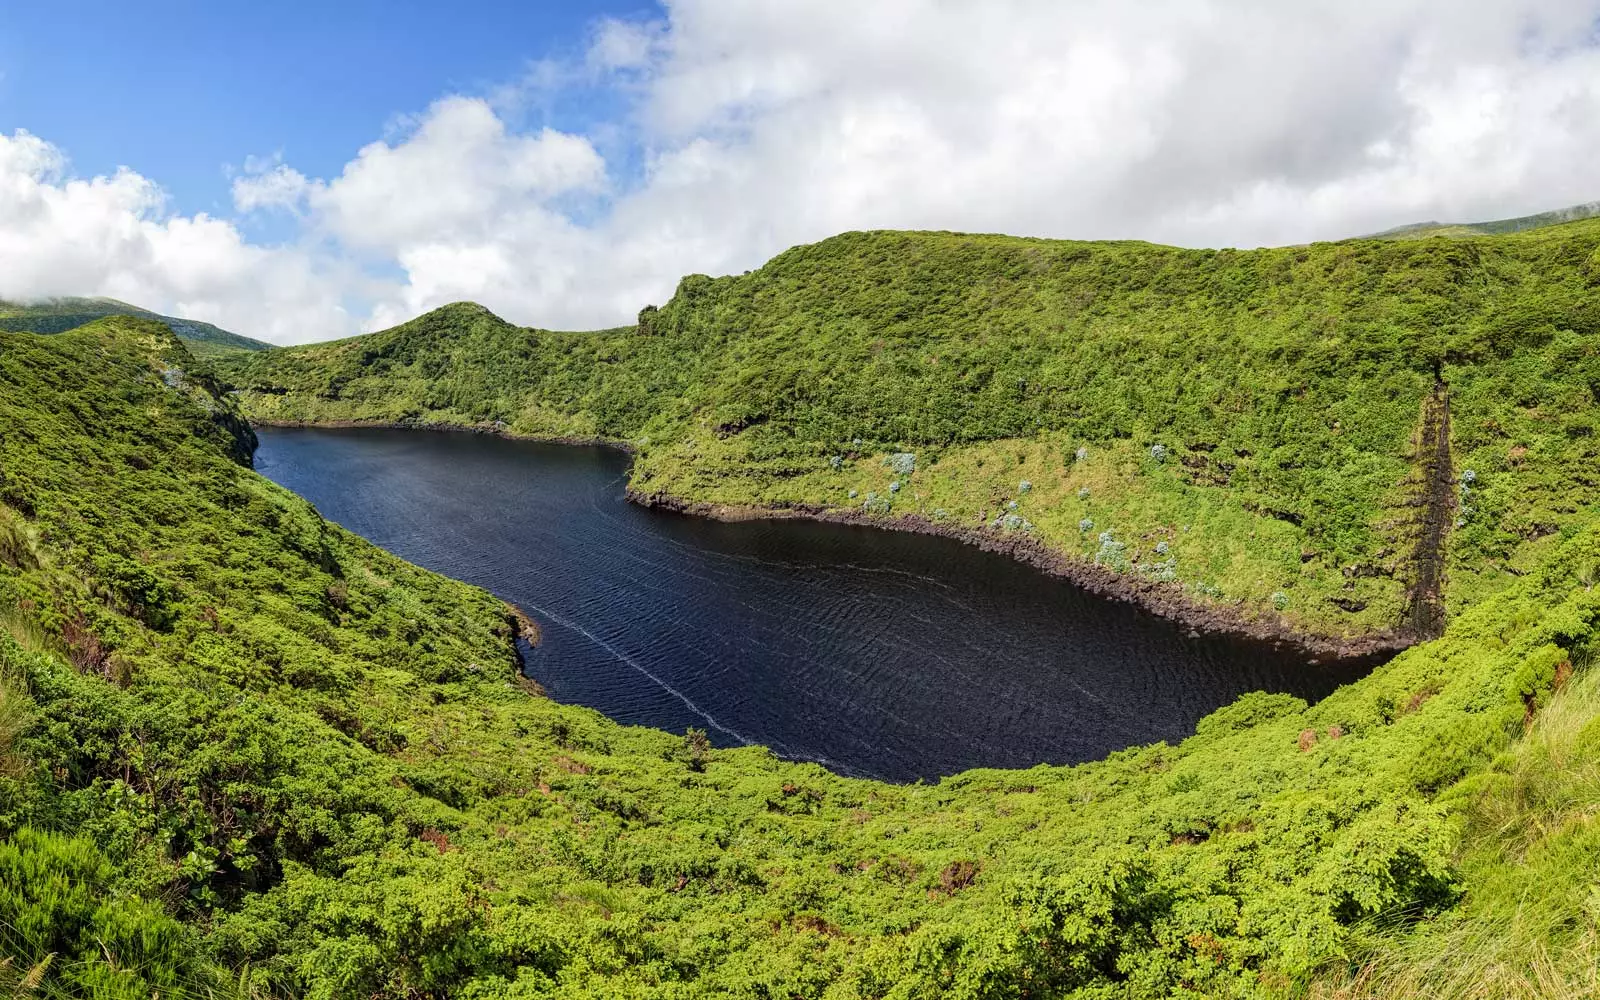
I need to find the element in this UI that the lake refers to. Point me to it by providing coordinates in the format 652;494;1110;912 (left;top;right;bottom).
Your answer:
254;427;1367;781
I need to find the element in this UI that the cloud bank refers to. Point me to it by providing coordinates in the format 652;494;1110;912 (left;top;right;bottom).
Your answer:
4;0;1600;343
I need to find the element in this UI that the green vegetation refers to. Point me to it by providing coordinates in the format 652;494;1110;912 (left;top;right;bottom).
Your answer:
225;220;1600;642
0;296;272;356
1371;200;1600;241
2;290;1600;996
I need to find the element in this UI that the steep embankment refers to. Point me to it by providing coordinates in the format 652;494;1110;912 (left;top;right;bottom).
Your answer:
3;318;1600;997
222;221;1600;651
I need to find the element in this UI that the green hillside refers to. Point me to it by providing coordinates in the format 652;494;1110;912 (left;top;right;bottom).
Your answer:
223;221;1600;649
4;317;1600;997
1370;200;1600;241
0;296;273;356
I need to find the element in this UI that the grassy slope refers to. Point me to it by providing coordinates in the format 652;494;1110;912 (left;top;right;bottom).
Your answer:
1372;201;1600;241
0;296;273;355
1;318;1598;997
224;223;1600;643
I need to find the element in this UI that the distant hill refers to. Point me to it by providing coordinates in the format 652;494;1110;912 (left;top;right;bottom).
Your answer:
1369;200;1600;240
0;296;272;355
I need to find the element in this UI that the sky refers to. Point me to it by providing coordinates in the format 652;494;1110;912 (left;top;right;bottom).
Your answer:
2;0;1599;344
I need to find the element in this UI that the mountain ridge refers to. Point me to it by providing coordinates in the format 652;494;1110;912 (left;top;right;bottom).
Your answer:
0;295;273;355
1367;198;1600;240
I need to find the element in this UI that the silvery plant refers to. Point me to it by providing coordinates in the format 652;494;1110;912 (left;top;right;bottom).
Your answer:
886;452;917;476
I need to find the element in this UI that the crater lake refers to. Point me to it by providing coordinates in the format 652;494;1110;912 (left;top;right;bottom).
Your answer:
255;426;1368;781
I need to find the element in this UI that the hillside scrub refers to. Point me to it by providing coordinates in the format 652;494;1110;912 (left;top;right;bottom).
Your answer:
2;317;1600;993
221;221;1600;646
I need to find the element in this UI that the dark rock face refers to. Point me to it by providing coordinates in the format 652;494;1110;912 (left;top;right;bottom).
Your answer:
1403;384;1454;641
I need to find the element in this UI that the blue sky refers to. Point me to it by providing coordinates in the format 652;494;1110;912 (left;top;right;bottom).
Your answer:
0;1;654;217
2;2;1598;344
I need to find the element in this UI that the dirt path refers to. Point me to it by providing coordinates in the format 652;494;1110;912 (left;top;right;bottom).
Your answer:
1404;383;1453;640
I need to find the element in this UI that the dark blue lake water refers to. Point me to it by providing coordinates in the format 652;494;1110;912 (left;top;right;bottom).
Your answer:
254;427;1365;781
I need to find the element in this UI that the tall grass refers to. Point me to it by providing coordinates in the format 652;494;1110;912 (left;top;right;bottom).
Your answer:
0;646;33;778
1312;661;1600;999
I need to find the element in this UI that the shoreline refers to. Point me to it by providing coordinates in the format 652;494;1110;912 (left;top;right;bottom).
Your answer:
504;602;543;646
250;416;1413;667
627;489;1411;666
248;416;638;454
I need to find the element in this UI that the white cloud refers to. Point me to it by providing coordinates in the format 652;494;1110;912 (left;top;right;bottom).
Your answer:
303;96;606;253
0;129;358;343
6;1;1600;344
587;17;664;72
232;161;310;214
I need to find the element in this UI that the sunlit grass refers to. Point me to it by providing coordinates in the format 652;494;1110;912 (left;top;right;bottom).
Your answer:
1312;659;1600;999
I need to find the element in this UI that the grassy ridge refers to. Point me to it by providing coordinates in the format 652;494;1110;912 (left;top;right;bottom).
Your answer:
224;223;1600;641
1372;200;1600;240
0;296;273;356
1;307;1599;995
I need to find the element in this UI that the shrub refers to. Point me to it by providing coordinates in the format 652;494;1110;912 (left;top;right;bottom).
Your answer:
684;728;711;772
1095;531;1130;572
886;452;916;476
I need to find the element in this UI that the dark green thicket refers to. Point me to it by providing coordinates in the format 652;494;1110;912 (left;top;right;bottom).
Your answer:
3;296;1600;995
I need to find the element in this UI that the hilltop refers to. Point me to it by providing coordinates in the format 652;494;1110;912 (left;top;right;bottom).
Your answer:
223;220;1600;653
1369;199;1600;240
4;313;1600;997
0;295;273;356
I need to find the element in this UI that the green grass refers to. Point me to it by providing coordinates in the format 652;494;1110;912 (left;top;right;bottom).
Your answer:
3;310;1600;996
220;222;1600;643
1310;656;1600;999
